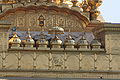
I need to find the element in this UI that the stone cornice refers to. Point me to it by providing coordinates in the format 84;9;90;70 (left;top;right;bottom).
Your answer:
93;23;120;34
8;48;105;53
85;22;104;32
0;70;120;79
0;25;10;32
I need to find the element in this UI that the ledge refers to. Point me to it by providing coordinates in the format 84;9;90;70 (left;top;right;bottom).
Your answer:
93;23;120;34
0;69;120;79
0;69;120;73
8;48;105;53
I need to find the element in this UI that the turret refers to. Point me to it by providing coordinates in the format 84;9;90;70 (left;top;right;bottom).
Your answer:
36;32;48;49
24;29;35;48
65;35;75;49
64;31;76;50
77;36;89;50
9;32;21;48
49;25;64;50
51;35;62;49
91;38;101;50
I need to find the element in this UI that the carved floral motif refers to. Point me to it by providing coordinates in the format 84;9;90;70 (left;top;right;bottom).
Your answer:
52;54;64;70
2;7;85;31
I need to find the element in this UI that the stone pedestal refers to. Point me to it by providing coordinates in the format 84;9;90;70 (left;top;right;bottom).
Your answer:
65;48;77;50
38;45;50;50
52;45;61;48
38;45;47;48
92;46;101;49
78;46;88;50
51;48;64;50
11;44;20;47
24;44;35;50
66;46;74;48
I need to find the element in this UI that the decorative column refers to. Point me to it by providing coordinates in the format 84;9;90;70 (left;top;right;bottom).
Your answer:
33;52;37;70
79;53;82;70
2;52;6;69
64;52;67;69
17;52;22;69
109;53;112;70
48;52;52;70
94;53;97;70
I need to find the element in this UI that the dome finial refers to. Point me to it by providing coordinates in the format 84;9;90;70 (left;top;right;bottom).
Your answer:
27;28;30;34
81;32;86;39
68;29;71;39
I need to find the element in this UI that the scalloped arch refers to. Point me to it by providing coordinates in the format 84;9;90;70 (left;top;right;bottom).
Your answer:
0;5;90;31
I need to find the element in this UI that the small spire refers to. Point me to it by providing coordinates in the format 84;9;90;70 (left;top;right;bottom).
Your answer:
81;32;86;39
68;29;70;35
26;28;33;40
25;28;30;34
40;27;45;39
67;29;72;40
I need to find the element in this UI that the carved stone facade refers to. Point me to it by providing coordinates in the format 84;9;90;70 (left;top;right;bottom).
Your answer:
0;6;88;32
0;1;120;80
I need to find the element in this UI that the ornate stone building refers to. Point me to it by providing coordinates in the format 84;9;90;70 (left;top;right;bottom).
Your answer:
0;0;120;80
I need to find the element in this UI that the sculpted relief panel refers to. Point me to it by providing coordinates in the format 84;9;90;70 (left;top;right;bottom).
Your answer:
0;51;120;71
3;10;85;31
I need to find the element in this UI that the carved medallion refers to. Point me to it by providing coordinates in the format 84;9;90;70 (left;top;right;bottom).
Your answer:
52;55;64;70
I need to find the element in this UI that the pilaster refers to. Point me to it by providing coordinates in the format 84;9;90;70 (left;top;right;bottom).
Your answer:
0;24;10;52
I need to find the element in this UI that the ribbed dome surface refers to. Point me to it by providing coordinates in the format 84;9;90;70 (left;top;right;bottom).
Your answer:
9;32;21;44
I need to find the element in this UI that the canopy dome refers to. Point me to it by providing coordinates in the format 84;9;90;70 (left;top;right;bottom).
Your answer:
37;32;48;45
51;36;62;45
25;29;35;45
91;39;101;46
9;32;21;44
64;35;75;45
78;36;89;46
